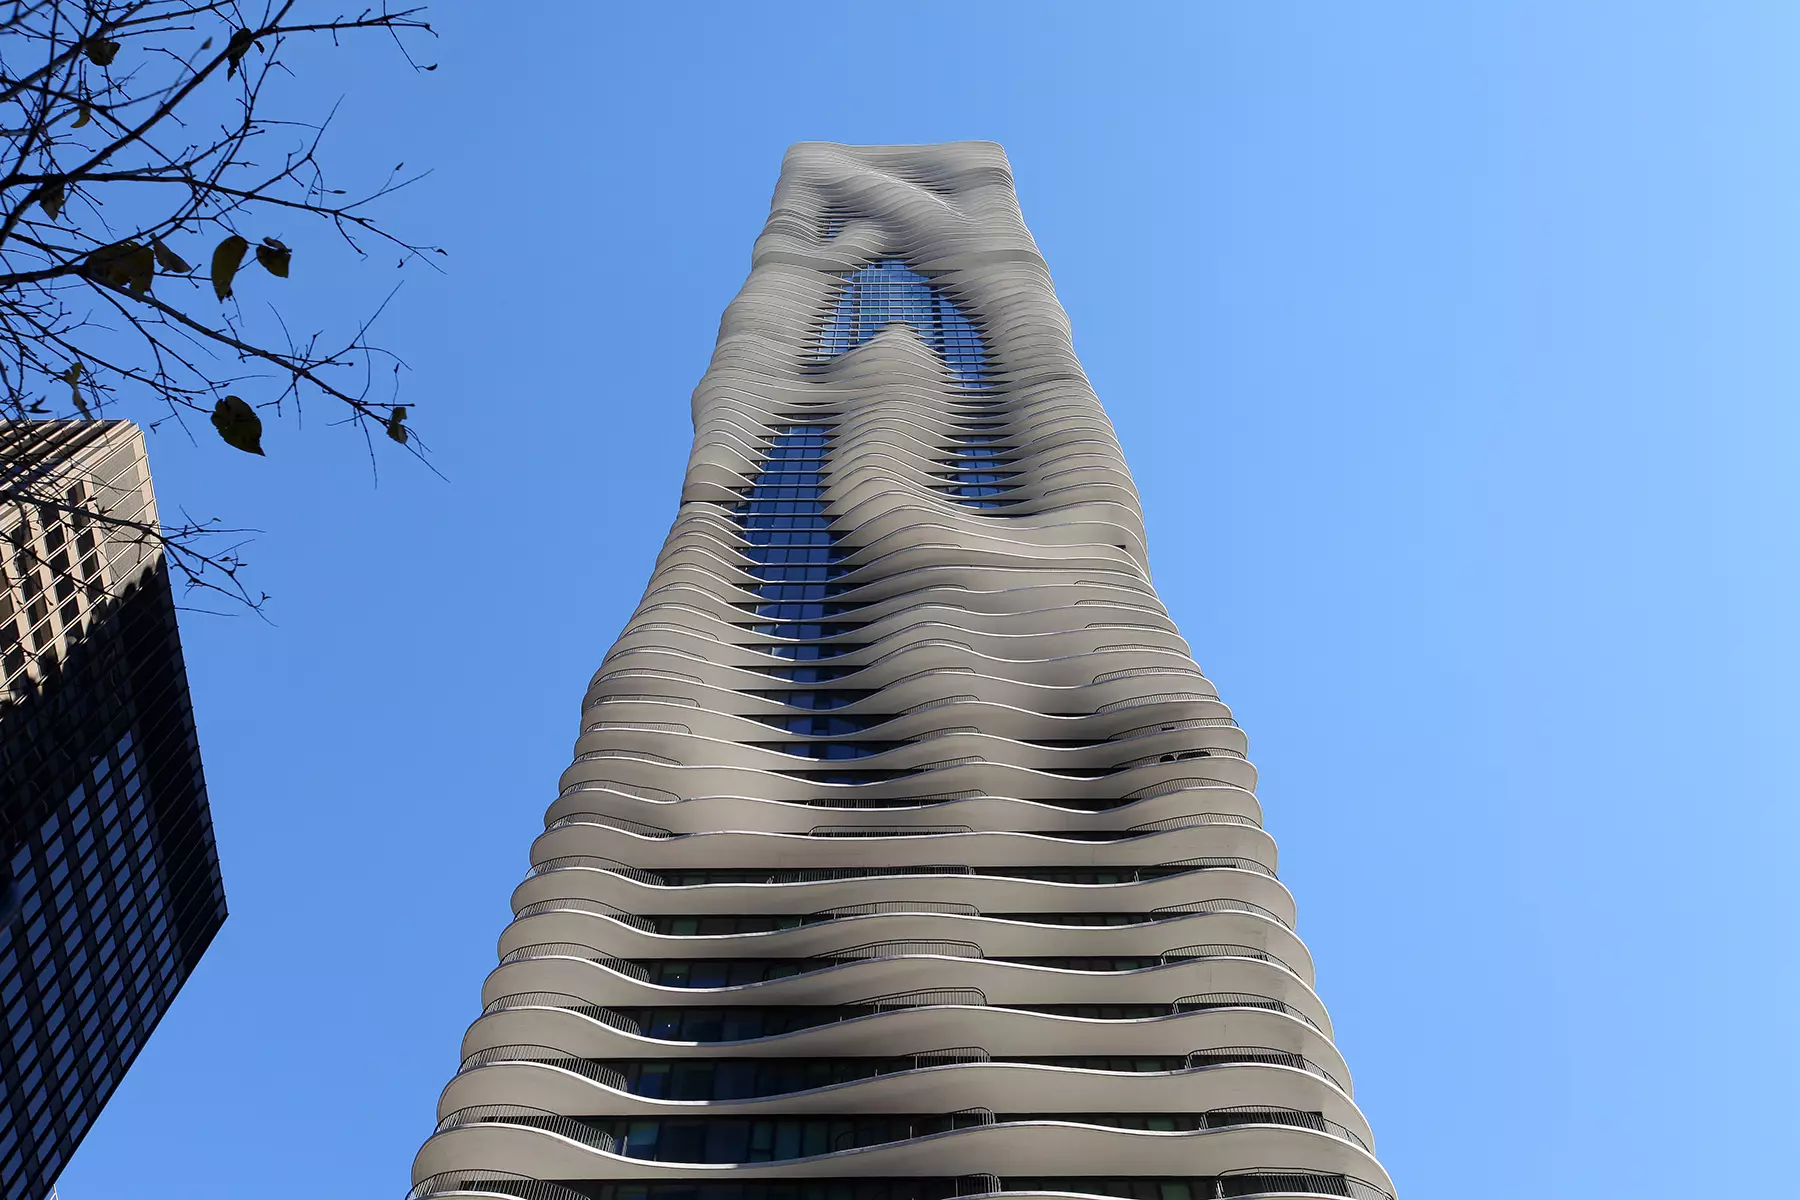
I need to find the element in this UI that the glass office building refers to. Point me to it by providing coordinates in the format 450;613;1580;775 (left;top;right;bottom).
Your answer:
407;143;1395;1200
0;421;227;1198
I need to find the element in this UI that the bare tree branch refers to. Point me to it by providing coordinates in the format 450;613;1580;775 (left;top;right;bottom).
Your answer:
0;0;438;611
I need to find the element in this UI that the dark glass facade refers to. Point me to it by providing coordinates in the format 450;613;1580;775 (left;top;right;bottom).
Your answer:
0;422;226;1200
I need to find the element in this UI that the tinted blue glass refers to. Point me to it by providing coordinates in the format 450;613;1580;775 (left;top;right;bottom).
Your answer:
816;260;991;387
740;519;831;534
769;714;883;735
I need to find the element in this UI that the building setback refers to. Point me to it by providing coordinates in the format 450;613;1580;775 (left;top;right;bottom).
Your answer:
0;422;227;1198
408;143;1395;1200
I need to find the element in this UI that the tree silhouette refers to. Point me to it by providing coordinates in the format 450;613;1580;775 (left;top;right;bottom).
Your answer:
0;1;440;610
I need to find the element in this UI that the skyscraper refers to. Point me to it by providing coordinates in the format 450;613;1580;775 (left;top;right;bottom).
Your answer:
0;421;227;1198
408;143;1395;1200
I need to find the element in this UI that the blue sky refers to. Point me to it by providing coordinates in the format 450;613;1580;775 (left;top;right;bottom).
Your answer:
53;3;1800;1198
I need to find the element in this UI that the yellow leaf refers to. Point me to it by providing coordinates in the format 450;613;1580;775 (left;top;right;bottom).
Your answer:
72;103;91;129
211;234;248;300
385;406;408;445
210;396;264;455
62;364;90;418
83;36;120;67
254;236;291;278
225;28;255;78
37;179;64;220
84;241;154;293
121;245;154;293
152;237;190;274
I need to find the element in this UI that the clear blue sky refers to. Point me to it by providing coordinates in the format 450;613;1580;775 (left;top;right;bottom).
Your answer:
53;4;1800;1197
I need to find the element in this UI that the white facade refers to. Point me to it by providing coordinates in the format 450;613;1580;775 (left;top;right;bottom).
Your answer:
408;143;1395;1200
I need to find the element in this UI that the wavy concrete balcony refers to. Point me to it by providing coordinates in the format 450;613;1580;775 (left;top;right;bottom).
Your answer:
408;141;1396;1200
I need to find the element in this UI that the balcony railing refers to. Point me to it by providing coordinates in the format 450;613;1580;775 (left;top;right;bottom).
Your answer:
815;899;982;918
509;897;657;932
863;986;988;1009
524;854;661;886
497;943;650;981
834;939;985;960
477;991;644;1032
809;824;975;837
433;1105;615;1153
1160;943;1298;975
1126;777;1249;801
1151;898;1290;927
456;1045;628;1092
543;814;675;839
1174;993;1322;1032
1201;1106;1369;1153
1126;813;1259;833
1183;1048;1347;1094
405;1170;589;1200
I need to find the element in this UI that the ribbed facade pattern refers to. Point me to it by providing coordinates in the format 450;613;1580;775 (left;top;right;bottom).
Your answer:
408;142;1395;1200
